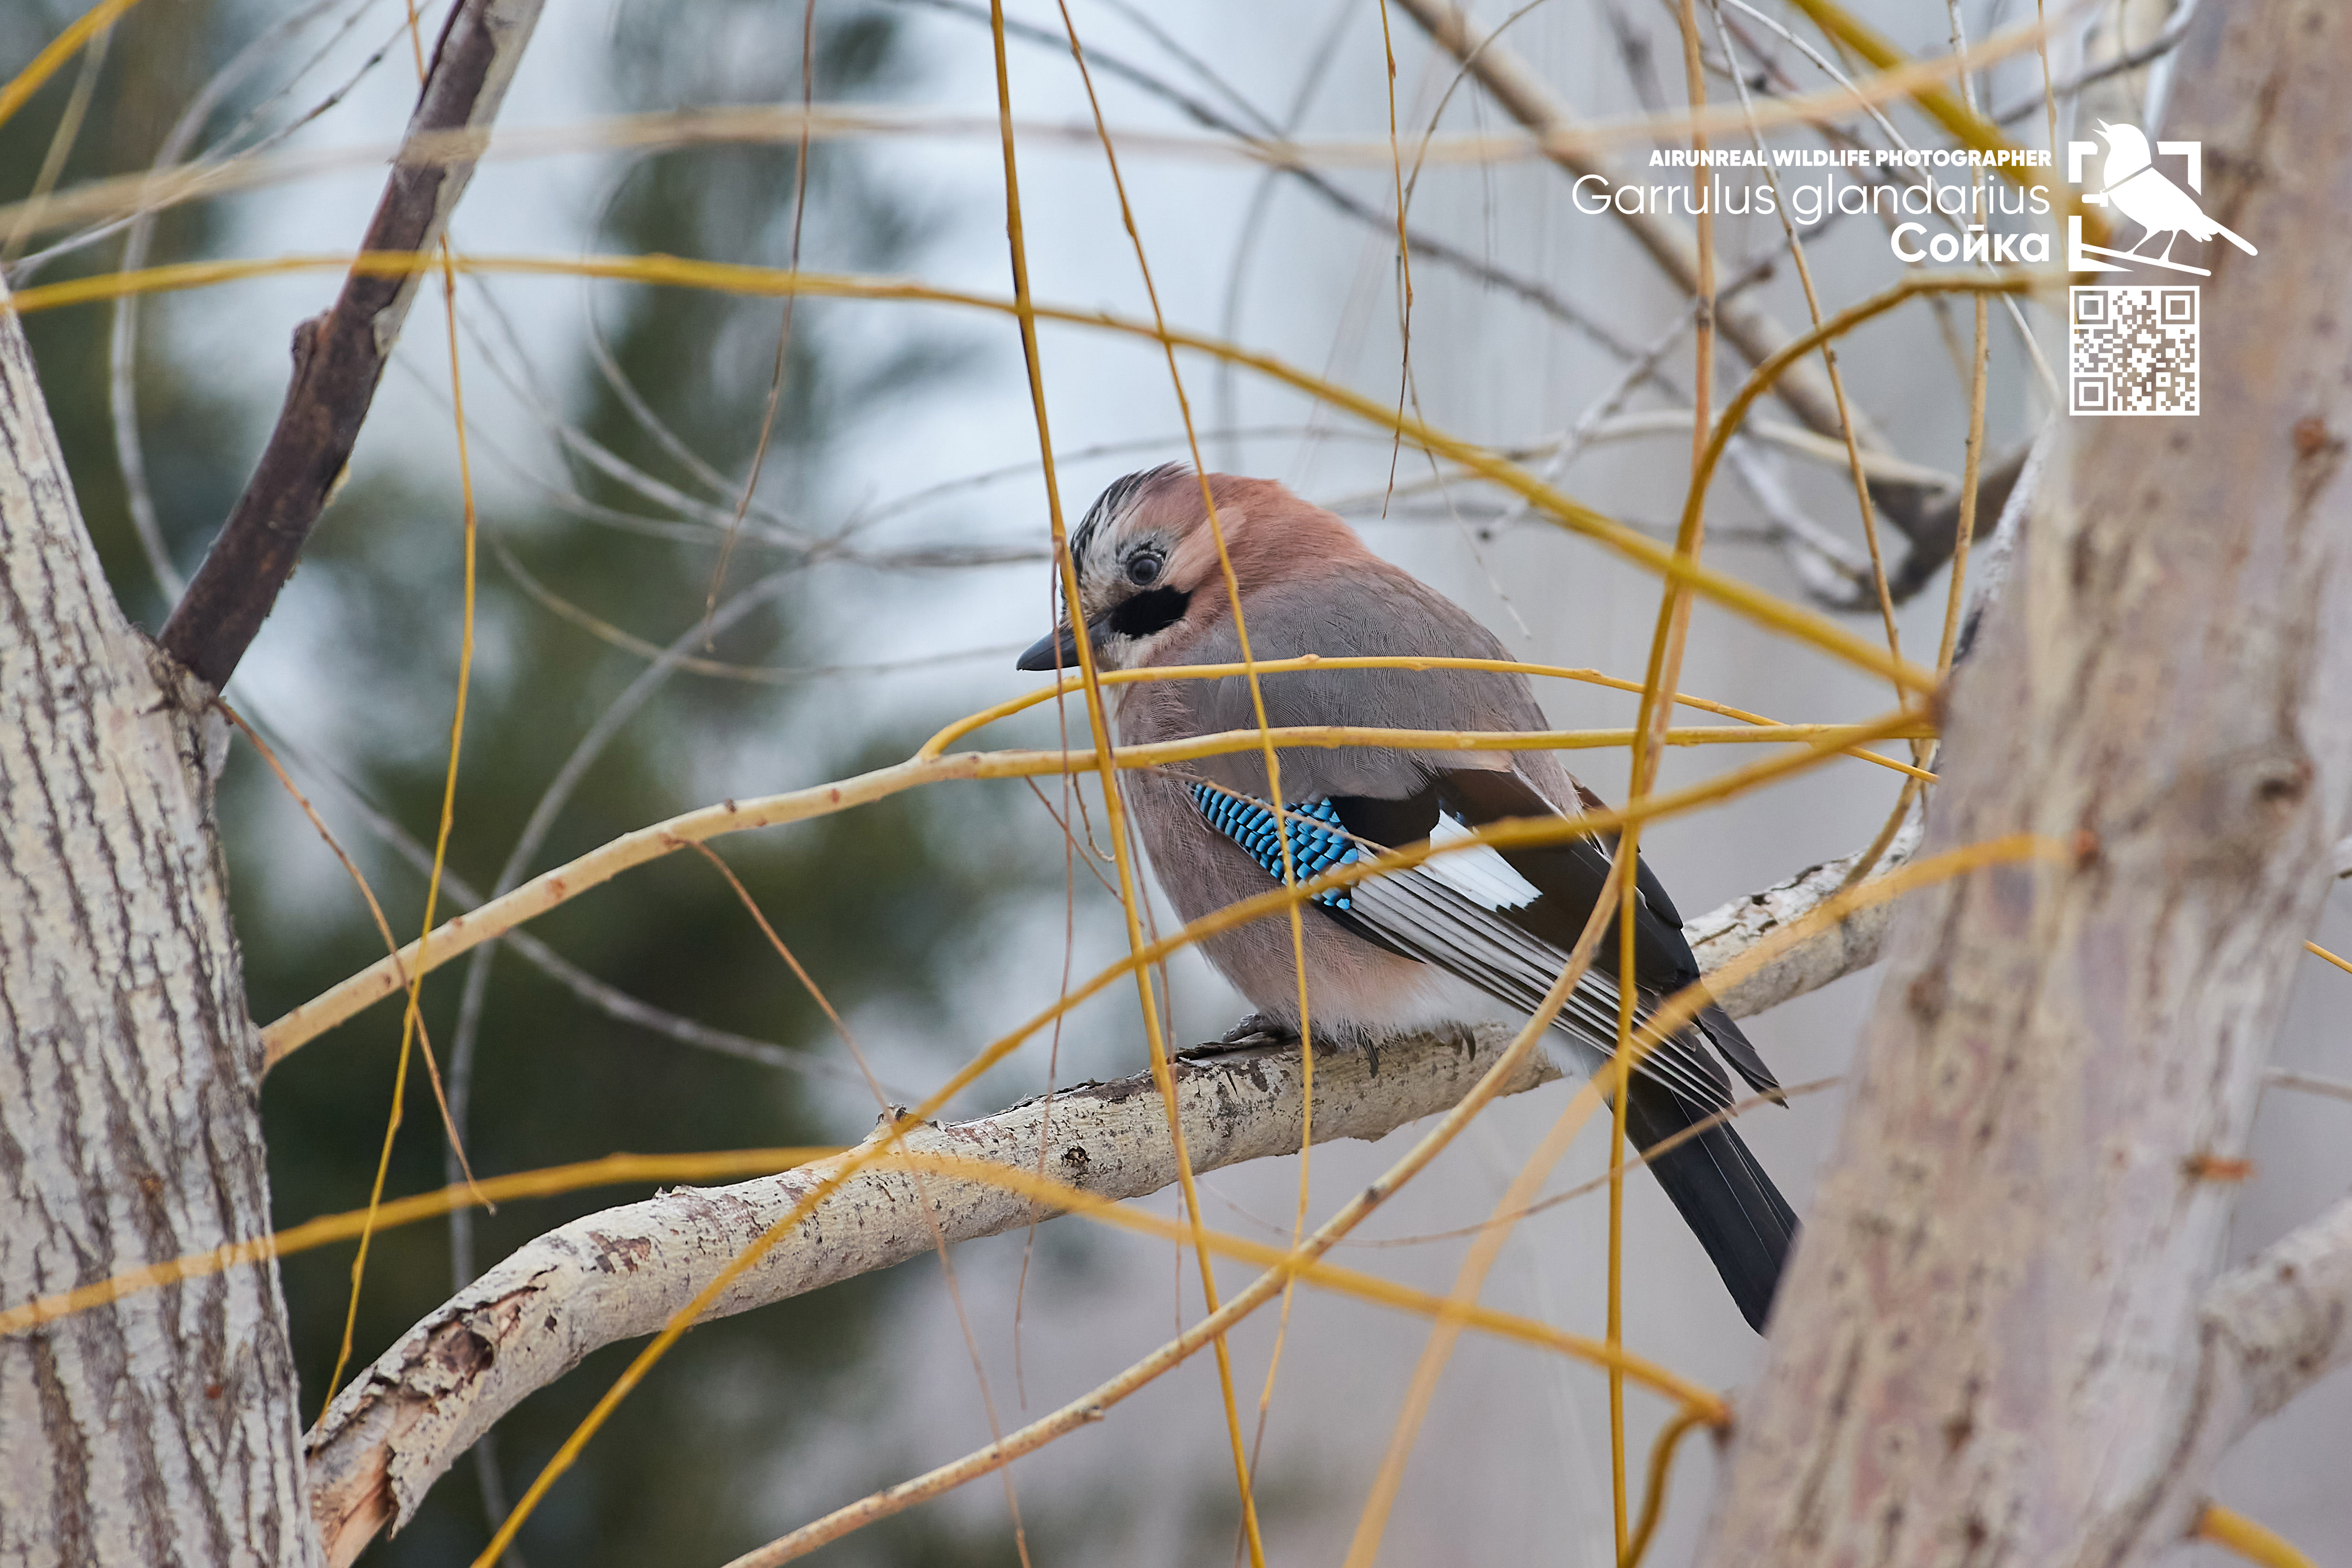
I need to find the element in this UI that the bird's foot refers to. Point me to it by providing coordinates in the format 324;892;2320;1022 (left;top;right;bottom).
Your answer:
1217;1013;1297;1047
1176;1014;1300;1063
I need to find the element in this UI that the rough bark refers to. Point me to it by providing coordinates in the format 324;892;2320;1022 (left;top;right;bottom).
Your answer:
1699;6;2352;1565
0;289;317;1563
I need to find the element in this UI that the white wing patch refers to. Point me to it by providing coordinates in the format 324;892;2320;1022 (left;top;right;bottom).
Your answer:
1422;811;1543;910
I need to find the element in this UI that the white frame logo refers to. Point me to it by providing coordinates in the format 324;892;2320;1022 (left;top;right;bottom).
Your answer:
2067;121;2256;277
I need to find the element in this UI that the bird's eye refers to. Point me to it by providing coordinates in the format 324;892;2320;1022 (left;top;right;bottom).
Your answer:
1126;551;1164;587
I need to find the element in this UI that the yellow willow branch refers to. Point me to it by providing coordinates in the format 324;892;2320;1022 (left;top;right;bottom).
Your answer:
2303;939;2352;977
925;653;1935;779
1780;0;2109;244
1621;1407;1711;1568
1677;270;2042;550
0;0;147;136
858;1150;1721;1410
8;250;1948;692
1785;0;2029;168
2194;1505;2317;1568
262;707;1925;1066
0;1149;836;1338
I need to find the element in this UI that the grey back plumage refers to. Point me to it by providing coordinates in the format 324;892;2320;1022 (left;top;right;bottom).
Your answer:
1119;562;1575;809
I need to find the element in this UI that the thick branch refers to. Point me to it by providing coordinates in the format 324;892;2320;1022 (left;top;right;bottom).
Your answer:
2064;1194;2352;1559
156;0;544;688
302;1025;1556;1565
1686;797;1922;1016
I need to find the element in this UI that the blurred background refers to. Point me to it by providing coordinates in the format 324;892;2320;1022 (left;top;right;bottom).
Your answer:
2;0;2342;1562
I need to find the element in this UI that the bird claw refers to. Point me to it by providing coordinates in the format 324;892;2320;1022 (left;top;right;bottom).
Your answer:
1217;1013;1297;1047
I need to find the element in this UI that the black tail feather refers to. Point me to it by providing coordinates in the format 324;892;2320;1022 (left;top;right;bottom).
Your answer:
1621;1076;1799;1333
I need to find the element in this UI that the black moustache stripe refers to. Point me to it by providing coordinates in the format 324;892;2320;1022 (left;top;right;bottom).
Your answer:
1109;586;1191;638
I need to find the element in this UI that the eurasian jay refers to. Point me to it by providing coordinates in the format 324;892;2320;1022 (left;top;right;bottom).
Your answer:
1017;464;1798;1332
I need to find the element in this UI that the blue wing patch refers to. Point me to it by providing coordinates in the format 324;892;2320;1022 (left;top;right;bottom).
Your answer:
1187;784;1362;909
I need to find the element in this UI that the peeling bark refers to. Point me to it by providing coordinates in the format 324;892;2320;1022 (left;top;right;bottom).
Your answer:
0;287;317;1564
1699;6;2352;1564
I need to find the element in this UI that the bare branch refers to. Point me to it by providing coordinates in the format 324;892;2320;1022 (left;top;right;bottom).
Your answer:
2063;1193;2352;1559
302;1025;1559;1565
157;0;545;689
2206;1194;2352;1439
1685;796;1923;1016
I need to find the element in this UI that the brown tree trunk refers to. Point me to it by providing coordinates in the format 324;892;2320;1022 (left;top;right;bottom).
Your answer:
0;286;316;1565
1699;5;2352;1564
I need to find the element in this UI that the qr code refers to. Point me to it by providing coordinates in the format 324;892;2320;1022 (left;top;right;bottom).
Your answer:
2070;286;2198;416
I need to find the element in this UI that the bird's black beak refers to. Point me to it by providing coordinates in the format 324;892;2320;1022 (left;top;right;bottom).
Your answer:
1016;621;1083;672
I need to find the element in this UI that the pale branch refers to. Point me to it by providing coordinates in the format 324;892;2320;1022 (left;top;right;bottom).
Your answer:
2266;1069;2352;1105
157;0;544;689
1699;6;2352;1564
2066;1193;2352;1558
1389;0;2030;600
298;818;1935;1563
2201;1193;2352;1442
301;1025;1555;1565
1686;797;1923;1017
